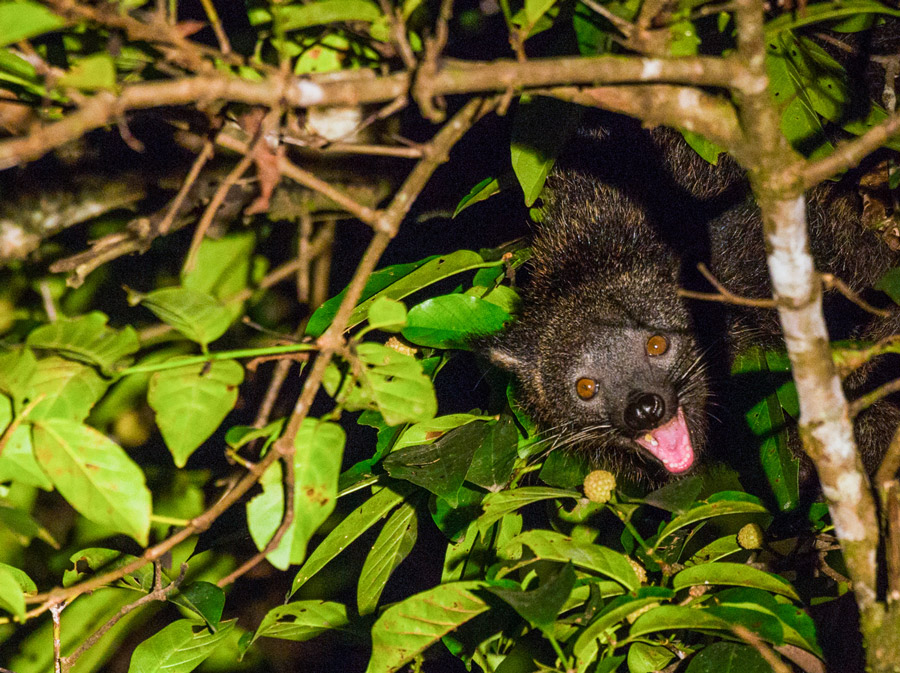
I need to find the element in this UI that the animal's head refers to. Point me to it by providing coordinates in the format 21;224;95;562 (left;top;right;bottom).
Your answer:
489;265;709;481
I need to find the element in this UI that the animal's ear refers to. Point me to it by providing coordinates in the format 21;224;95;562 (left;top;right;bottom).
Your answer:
488;344;529;374
480;325;535;377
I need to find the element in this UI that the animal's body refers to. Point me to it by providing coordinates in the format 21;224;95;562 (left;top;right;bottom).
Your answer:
490;116;900;485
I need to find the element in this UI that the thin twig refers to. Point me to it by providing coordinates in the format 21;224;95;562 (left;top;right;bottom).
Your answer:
51;603;64;673
883;479;900;603
159;139;215;235
21;98;487;625
217;452;295;587
252;359;294;430
297;203;312;303
677;263;776;308
581;0;634;36
182;148;255;274
198;0;231;54
0;395;45;460
216;132;379;226
877;425;900;490
802;110;900;189
378;0;416;69
821;273;891;318
731;625;793;673
849;377;900;417
60;562;187;671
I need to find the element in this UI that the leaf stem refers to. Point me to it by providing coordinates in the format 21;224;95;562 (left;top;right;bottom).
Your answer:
117;343;316;376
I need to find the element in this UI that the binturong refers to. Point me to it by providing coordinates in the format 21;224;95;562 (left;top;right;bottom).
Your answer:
487;115;900;485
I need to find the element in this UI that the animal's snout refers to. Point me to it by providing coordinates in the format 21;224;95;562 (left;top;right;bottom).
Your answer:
624;391;666;431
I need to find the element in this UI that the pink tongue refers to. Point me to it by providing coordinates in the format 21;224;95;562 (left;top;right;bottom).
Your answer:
634;407;694;474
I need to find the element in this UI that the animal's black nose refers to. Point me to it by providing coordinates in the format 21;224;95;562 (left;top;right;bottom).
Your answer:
624;392;666;431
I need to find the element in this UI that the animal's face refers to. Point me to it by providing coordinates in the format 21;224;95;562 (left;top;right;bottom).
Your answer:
490;273;709;480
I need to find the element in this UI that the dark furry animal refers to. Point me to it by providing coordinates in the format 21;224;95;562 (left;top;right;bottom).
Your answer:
489;117;900;485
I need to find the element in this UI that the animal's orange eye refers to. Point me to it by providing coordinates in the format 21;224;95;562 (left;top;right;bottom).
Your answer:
576;378;597;400
646;335;668;356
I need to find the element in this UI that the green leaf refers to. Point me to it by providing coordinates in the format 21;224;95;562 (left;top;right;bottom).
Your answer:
279;0;382;30
392;413;490;452
181;232;254;298
0;1;64;47
57;54;116;91
684;535;742;566
509;530;639;591
0;505;57;546
684;642;774;673
62;548;152;590
250;601;350;644
539;448;591;488
33;418;152;545
465;415;518;491
307;258;438;338
325;343;436;425
0;348;37;408
181;232;255;320
656;499;768;546
383;421;488;506
367;296;408;332
126;619;235;673
643;476;703;513
628;642;674;673
672;562;798;600
487;563;575;633
681;130;724;164
0;566;25;620
308;251;497;337
876;266;900;305
358;499;418;615
291;482;411;596
511;96;582;206
246;419;344;569
365;582;488;673
27;357;108;422
0;562;37;595
573;588;674;662
0;393;53;489
629;604;729;637
763;0;900;35
478;486;580;534
132;287;233;347
26;312;139;375
402;294;511;349
172;582;225;631
454;177;501;217
148;360;243;467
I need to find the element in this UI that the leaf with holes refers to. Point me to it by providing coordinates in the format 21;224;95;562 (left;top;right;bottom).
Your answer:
246;419;344;569
366;582;489;673
148;360;244;467
249;601;349;646
32;419;151;544
126;619;235;673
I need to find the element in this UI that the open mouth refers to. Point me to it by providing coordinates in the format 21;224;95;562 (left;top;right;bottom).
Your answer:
634;407;695;474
